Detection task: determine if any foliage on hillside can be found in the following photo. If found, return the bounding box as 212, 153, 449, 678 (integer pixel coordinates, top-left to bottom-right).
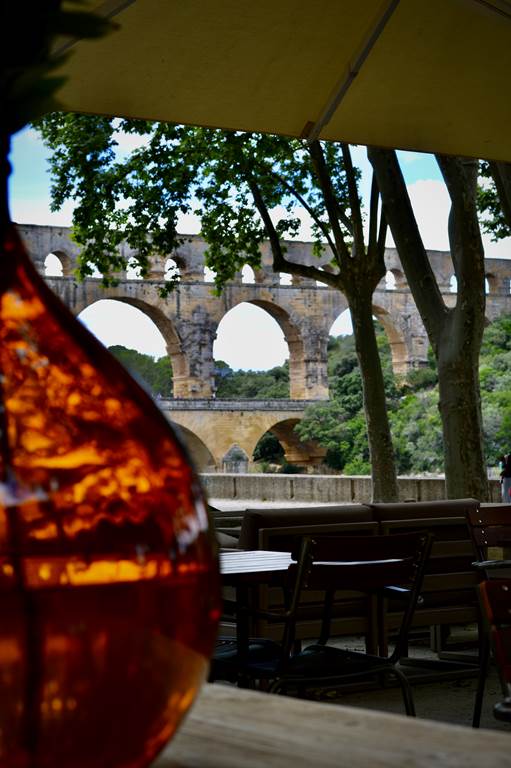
299, 315, 511, 474
109, 313, 511, 474
296, 325, 402, 474
214, 361, 289, 399
479, 315, 511, 464
109, 346, 173, 398
109, 346, 289, 400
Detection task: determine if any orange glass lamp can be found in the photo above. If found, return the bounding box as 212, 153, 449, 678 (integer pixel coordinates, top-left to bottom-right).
0, 223, 221, 767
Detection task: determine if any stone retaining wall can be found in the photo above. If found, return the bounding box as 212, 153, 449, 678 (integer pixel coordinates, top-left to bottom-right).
201, 473, 502, 503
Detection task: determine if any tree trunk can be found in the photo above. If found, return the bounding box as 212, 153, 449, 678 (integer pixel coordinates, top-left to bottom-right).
348, 286, 398, 502
437, 333, 487, 499
368, 146, 489, 501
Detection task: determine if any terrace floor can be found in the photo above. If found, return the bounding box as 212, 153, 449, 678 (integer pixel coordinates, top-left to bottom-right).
301, 629, 509, 731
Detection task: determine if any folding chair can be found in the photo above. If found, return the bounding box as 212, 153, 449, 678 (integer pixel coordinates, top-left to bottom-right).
466, 506, 511, 726
238, 531, 432, 716
212, 521, 378, 684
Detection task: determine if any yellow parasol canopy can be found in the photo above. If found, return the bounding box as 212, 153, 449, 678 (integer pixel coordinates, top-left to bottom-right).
55, 0, 511, 160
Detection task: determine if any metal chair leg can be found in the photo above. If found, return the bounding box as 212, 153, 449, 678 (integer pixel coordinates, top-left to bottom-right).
390, 667, 416, 717
473, 632, 490, 728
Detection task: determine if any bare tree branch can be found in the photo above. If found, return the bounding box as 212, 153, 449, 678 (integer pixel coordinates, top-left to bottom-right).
246, 173, 341, 289
489, 160, 511, 231
308, 140, 351, 264
368, 146, 445, 339
341, 143, 365, 257
251, 161, 338, 255
368, 171, 379, 256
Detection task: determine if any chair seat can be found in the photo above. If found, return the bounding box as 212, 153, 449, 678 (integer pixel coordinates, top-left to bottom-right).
494, 697, 511, 723
276, 644, 397, 683
211, 637, 284, 682
216, 643, 398, 684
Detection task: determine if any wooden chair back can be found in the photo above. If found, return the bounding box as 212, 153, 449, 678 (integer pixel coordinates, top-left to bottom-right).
291, 531, 433, 661
466, 506, 511, 560
380, 517, 478, 648
479, 579, 511, 695
254, 521, 379, 650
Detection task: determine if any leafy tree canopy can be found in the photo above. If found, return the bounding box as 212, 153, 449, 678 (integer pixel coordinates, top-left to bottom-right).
477, 161, 511, 241
35, 114, 354, 291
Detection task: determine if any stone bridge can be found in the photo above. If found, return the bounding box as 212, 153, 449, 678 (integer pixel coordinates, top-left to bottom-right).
163, 399, 325, 470
17, 223, 511, 469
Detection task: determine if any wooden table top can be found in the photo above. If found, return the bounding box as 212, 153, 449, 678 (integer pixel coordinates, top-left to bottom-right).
153, 684, 511, 768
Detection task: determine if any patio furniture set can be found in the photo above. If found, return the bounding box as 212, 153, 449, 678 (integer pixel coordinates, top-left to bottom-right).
210, 498, 511, 728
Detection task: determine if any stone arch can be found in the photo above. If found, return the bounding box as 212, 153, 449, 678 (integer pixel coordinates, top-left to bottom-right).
222, 444, 249, 472
388, 267, 406, 289
266, 418, 326, 468
242, 265, 255, 284
486, 272, 498, 294
172, 424, 216, 471
164, 257, 181, 280
243, 298, 328, 400
126, 259, 143, 280
385, 270, 396, 290
47, 249, 74, 277
44, 253, 63, 277
76, 296, 194, 398
371, 303, 410, 377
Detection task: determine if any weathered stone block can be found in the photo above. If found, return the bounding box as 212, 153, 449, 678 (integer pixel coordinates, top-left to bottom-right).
351, 476, 372, 503
397, 477, 419, 502
290, 475, 352, 503
201, 473, 235, 500
233, 473, 293, 501
418, 478, 447, 501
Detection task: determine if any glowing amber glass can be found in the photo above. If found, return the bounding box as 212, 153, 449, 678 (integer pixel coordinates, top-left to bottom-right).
0, 225, 221, 767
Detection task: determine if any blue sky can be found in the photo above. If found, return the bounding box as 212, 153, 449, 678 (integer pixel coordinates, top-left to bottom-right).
8, 127, 511, 370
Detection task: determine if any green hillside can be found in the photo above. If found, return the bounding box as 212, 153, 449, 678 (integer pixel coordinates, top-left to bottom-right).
109, 313, 511, 474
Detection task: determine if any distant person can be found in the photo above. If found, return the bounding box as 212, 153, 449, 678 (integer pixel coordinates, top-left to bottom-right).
500, 454, 511, 502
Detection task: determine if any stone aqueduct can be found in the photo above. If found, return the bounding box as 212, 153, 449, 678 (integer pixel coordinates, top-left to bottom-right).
18, 223, 511, 470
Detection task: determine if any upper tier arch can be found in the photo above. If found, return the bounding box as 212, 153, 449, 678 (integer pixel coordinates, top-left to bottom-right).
20, 224, 511, 399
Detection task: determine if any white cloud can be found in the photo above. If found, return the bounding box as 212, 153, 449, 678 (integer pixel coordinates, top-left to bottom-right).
398, 150, 422, 165
10, 197, 74, 226
112, 123, 150, 156
385, 179, 450, 251
384, 179, 511, 259
483, 234, 511, 259
176, 211, 201, 234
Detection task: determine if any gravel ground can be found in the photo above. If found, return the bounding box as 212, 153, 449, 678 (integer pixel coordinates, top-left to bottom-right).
296, 633, 509, 732
325, 662, 507, 731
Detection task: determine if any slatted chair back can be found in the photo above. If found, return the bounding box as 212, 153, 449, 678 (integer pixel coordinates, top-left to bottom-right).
255, 521, 379, 651
237, 505, 374, 550
290, 531, 433, 662
466, 506, 511, 562
380, 517, 478, 649
479, 579, 511, 698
